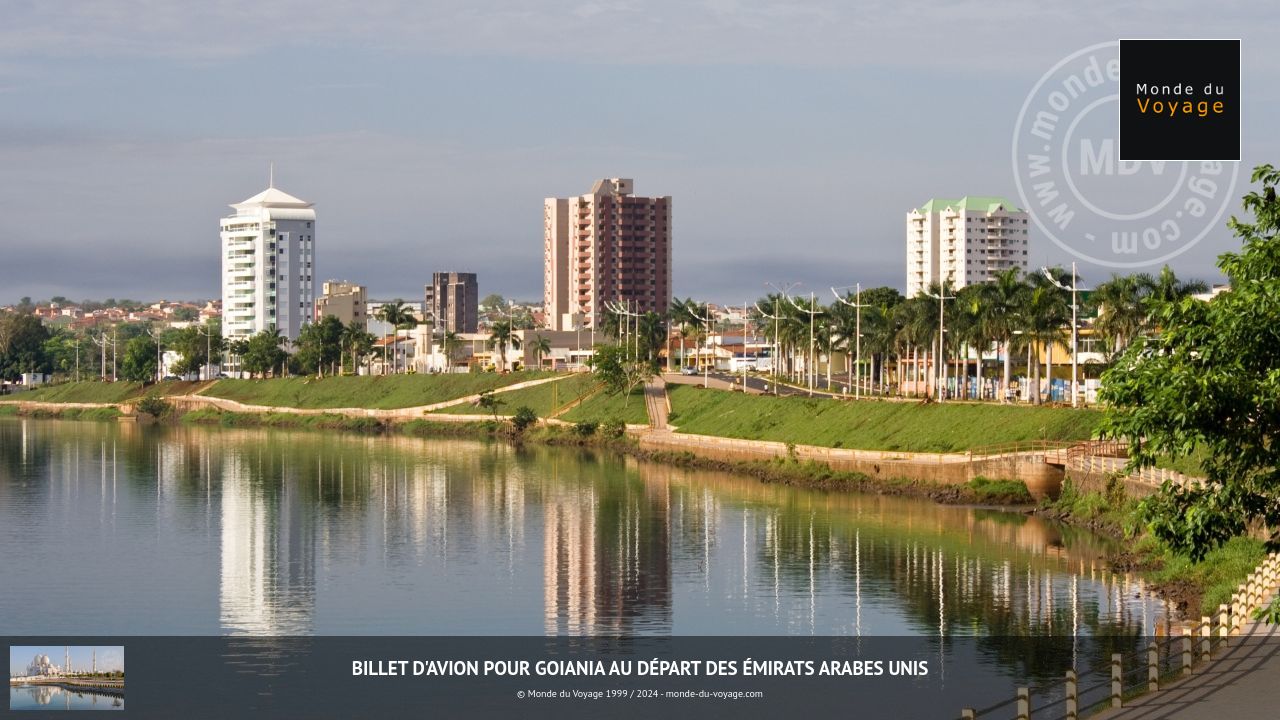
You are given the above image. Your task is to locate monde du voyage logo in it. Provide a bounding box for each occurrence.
[1012,39,1240,268]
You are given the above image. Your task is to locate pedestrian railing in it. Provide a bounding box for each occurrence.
[955,551,1280,720]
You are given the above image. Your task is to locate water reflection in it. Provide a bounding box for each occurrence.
[8,685,125,711]
[0,418,1167,642]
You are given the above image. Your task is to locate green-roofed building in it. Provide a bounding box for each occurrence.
[906,195,1029,297]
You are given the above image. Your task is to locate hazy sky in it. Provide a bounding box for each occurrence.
[1,1,1277,305]
[9,646,124,675]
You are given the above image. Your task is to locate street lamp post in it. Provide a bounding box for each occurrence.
[787,292,823,396]
[760,281,800,396]
[686,304,713,389]
[832,284,869,399]
[924,287,954,402]
[1043,262,1083,407]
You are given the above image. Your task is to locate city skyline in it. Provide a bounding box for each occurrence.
[8,646,124,677]
[2,3,1278,305]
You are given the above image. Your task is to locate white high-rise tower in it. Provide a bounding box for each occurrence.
[220,171,317,343]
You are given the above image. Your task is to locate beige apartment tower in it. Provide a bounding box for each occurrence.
[544,178,672,331]
[906,197,1029,297]
[315,281,367,327]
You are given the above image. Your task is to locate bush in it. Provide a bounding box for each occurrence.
[573,420,598,437]
[136,395,171,418]
[511,406,538,433]
[600,418,627,439]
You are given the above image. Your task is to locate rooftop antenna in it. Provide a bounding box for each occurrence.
[269,162,275,188]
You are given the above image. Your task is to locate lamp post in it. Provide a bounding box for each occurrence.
[760,281,800,396]
[145,327,164,384]
[832,284,868,399]
[686,304,713,389]
[787,292,823,396]
[924,287,954,402]
[1043,262,1083,407]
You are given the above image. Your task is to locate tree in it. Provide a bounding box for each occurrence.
[442,331,461,369]
[480,294,506,313]
[119,335,158,382]
[475,389,505,421]
[0,313,52,380]
[295,316,345,376]
[1092,272,1155,359]
[166,322,224,378]
[1100,164,1280,559]
[530,334,551,369]
[978,269,1028,401]
[341,321,376,375]
[375,300,414,374]
[242,329,287,379]
[590,343,652,403]
[488,320,520,372]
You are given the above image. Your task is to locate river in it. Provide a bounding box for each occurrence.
[0,417,1166,639]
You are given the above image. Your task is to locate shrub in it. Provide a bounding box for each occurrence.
[136,395,171,418]
[573,420,598,437]
[600,418,626,439]
[511,406,538,433]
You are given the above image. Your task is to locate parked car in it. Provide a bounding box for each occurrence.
[680,366,698,376]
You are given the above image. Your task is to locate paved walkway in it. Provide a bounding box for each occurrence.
[643,377,669,429]
[1095,623,1280,720]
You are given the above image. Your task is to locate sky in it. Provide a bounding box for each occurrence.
[9,646,124,676]
[1,1,1277,305]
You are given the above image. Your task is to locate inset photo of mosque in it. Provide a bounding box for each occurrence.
[8,646,124,711]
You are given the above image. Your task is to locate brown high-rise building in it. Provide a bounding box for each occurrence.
[543,178,671,331]
[424,272,478,333]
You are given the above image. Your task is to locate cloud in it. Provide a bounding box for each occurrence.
[2,1,1274,72]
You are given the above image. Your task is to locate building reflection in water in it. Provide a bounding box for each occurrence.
[0,419,1171,644]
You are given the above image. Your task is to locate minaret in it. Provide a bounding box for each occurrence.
[93,649,97,674]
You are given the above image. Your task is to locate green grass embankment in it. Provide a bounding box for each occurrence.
[561,387,650,426]
[200,372,556,410]
[10,380,209,404]
[434,373,598,416]
[667,385,1102,452]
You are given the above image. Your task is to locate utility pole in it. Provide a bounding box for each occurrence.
[761,281,800,395]
[1044,262,1083,407]
[832,284,869,399]
[787,292,823,396]
[925,287,954,402]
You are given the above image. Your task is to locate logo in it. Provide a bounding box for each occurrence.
[1011,41,1238,268]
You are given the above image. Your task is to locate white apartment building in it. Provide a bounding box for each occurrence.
[220,183,316,342]
[906,197,1028,297]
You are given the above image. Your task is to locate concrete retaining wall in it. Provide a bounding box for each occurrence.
[637,431,1066,499]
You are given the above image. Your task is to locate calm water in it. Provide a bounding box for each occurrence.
[8,685,124,711]
[0,418,1167,637]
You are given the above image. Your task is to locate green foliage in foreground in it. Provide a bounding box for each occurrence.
[203,372,556,410]
[1101,165,1280,559]
[1145,536,1267,616]
[667,385,1101,452]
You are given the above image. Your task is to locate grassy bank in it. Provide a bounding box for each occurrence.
[9,380,209,404]
[667,385,1103,452]
[0,404,122,421]
[1040,478,1267,616]
[560,387,650,425]
[433,373,598,416]
[199,372,556,410]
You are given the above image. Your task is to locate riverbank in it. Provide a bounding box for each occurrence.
[0,377,1256,619]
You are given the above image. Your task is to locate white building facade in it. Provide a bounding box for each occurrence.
[220,183,316,342]
[906,197,1028,297]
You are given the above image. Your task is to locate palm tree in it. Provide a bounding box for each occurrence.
[1146,265,1209,312]
[442,330,460,370]
[340,321,375,375]
[1019,273,1070,404]
[1091,272,1154,360]
[488,320,520,372]
[978,268,1027,401]
[376,300,412,374]
[531,334,551,370]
